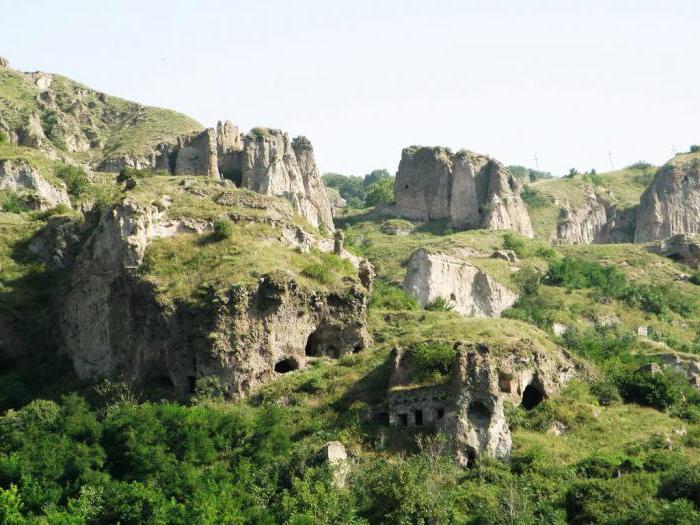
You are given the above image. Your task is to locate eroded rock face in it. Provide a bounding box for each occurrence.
[651,234,700,268]
[154,124,335,231]
[0,160,71,209]
[403,249,517,317]
[387,341,578,466]
[60,199,367,398]
[636,156,700,242]
[392,147,533,237]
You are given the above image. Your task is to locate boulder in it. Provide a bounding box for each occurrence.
[392,146,533,237]
[403,249,517,317]
[636,154,700,242]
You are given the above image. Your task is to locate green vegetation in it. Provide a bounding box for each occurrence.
[407,341,456,383]
[507,164,553,183]
[55,165,90,199]
[322,169,394,209]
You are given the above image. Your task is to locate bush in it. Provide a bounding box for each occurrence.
[616,368,686,410]
[690,145,700,153]
[590,380,622,406]
[55,165,90,198]
[0,192,22,213]
[424,297,453,312]
[629,161,652,170]
[369,280,419,311]
[408,341,456,383]
[658,464,700,508]
[0,131,7,144]
[545,256,627,296]
[212,218,233,240]
[301,263,332,284]
[364,178,394,206]
[503,232,527,257]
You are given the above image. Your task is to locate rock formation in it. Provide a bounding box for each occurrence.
[59,198,367,398]
[392,146,533,237]
[553,186,635,245]
[0,159,71,210]
[152,124,335,231]
[387,341,579,465]
[635,154,700,242]
[650,234,700,268]
[403,249,517,317]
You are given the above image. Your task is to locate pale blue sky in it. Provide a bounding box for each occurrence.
[2,0,698,176]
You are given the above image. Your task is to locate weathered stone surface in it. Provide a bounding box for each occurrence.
[392,146,533,237]
[0,159,71,209]
[650,234,700,268]
[636,155,700,242]
[27,215,86,269]
[491,249,518,263]
[156,126,335,231]
[0,57,9,68]
[387,341,579,465]
[403,249,517,317]
[60,199,368,398]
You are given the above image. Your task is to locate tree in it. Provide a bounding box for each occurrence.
[364,178,394,206]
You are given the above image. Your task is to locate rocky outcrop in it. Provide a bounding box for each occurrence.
[387,341,578,465]
[0,159,71,209]
[152,124,335,231]
[635,155,700,242]
[554,186,635,245]
[392,146,533,237]
[59,198,368,398]
[403,249,517,317]
[650,234,700,268]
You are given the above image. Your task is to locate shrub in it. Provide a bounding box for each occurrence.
[520,186,551,208]
[590,380,622,406]
[55,165,90,198]
[689,272,700,286]
[616,368,686,410]
[368,280,419,311]
[0,192,22,213]
[545,256,627,296]
[658,464,700,508]
[633,170,655,187]
[424,297,453,312]
[566,168,579,178]
[629,161,652,170]
[212,218,234,240]
[408,341,456,383]
[364,178,394,206]
[690,145,700,153]
[0,131,7,144]
[301,263,331,285]
[503,232,527,257]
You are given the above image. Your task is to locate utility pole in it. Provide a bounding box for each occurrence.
[607,150,614,171]
[672,145,677,156]
[534,154,540,171]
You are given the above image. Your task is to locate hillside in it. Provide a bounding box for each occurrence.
[0,59,202,169]
[0,61,700,523]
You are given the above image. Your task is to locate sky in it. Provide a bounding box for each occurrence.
[2,0,699,177]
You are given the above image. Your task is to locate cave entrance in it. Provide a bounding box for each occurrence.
[221,168,243,186]
[521,384,545,410]
[398,413,408,426]
[467,399,492,423]
[414,409,424,426]
[436,407,445,420]
[274,357,299,374]
[304,329,340,358]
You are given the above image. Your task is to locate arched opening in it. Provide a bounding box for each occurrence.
[274,357,299,374]
[414,409,424,426]
[436,407,445,420]
[304,329,339,358]
[467,400,491,423]
[521,384,545,410]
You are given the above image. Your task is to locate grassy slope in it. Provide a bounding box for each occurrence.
[0,64,202,162]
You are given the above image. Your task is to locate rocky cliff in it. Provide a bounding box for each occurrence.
[58,191,367,398]
[403,248,517,317]
[153,124,335,231]
[635,153,700,242]
[554,186,634,245]
[392,146,533,237]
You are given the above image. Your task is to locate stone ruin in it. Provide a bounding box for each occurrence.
[386,341,578,466]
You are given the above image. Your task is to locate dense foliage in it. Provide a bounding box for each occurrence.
[322,170,394,209]
[507,165,553,183]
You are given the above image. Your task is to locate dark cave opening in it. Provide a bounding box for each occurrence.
[521,384,545,410]
[274,357,299,374]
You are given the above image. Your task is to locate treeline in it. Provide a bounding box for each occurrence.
[322,170,394,209]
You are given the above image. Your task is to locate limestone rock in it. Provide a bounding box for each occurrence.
[173,128,220,179]
[0,159,71,209]
[387,341,579,465]
[60,199,368,397]
[554,186,635,245]
[27,215,86,269]
[392,146,533,237]
[650,234,700,268]
[636,155,700,242]
[403,249,517,317]
[491,249,518,263]
[0,57,9,68]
